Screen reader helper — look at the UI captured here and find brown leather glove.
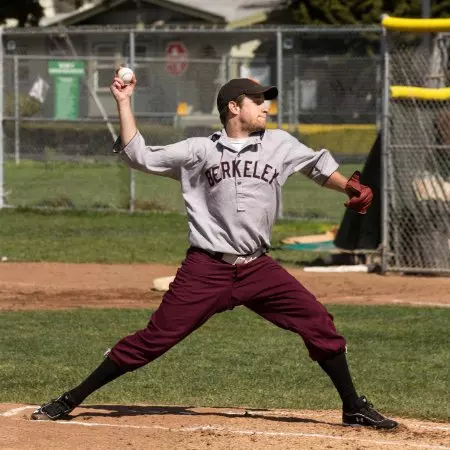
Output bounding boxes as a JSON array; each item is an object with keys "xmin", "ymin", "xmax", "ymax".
[{"xmin": 344, "ymin": 171, "xmax": 373, "ymax": 215}]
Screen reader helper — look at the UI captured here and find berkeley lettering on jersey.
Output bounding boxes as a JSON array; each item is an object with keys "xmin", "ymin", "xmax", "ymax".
[{"xmin": 205, "ymin": 160, "xmax": 279, "ymax": 187}]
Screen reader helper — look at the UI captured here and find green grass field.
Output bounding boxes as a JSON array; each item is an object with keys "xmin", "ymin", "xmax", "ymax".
[
  {"xmin": 4, "ymin": 161, "xmax": 361, "ymax": 222},
  {"xmin": 0, "ymin": 306, "xmax": 448, "ymax": 420},
  {"xmin": 0, "ymin": 208, "xmax": 449, "ymax": 421},
  {"xmin": 0, "ymin": 209, "xmax": 331, "ymax": 264}
]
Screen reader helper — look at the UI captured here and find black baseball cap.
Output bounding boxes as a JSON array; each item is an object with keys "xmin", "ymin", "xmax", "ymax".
[{"xmin": 217, "ymin": 78, "xmax": 278, "ymax": 113}]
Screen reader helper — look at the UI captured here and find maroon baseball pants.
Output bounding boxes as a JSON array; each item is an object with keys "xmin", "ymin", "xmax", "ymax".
[{"xmin": 109, "ymin": 247, "xmax": 346, "ymax": 371}]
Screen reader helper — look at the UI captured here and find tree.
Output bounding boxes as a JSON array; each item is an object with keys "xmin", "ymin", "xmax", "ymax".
[
  {"xmin": 0, "ymin": 0, "xmax": 43, "ymax": 27},
  {"xmin": 268, "ymin": 0, "xmax": 450, "ymax": 26},
  {"xmin": 261, "ymin": 0, "xmax": 450, "ymax": 55}
]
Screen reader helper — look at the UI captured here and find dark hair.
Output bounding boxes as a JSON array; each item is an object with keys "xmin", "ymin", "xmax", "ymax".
[{"xmin": 219, "ymin": 94, "xmax": 246, "ymax": 126}]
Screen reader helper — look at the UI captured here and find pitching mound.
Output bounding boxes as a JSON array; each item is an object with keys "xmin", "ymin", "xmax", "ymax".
[{"xmin": 1, "ymin": 403, "xmax": 449, "ymax": 449}]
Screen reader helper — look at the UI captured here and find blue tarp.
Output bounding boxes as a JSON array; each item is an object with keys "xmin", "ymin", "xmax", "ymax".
[{"xmin": 283, "ymin": 241, "xmax": 336, "ymax": 252}]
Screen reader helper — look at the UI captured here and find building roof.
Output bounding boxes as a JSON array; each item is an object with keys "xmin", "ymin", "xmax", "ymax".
[
  {"xmin": 177, "ymin": 0, "xmax": 276, "ymax": 23},
  {"xmin": 39, "ymin": 0, "xmax": 278, "ymax": 27}
]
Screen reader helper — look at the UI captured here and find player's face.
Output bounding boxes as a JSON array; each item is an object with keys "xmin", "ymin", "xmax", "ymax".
[{"xmin": 238, "ymin": 94, "xmax": 269, "ymax": 132}]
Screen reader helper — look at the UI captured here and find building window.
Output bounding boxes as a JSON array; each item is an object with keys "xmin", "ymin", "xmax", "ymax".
[
  {"xmin": 124, "ymin": 44, "xmax": 148, "ymax": 58},
  {"xmin": 93, "ymin": 43, "xmax": 118, "ymax": 57},
  {"xmin": 93, "ymin": 43, "xmax": 119, "ymax": 91},
  {"xmin": 46, "ymin": 36, "xmax": 69, "ymax": 56}
]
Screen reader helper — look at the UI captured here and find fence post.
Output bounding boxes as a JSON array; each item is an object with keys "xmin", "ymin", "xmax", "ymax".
[
  {"xmin": 293, "ymin": 53, "xmax": 299, "ymax": 129},
  {"xmin": 276, "ymin": 28, "xmax": 284, "ymax": 219},
  {"xmin": 0, "ymin": 27, "xmax": 3, "ymax": 208},
  {"xmin": 14, "ymin": 54, "xmax": 20, "ymax": 164},
  {"xmin": 276, "ymin": 29, "xmax": 283, "ymax": 130},
  {"xmin": 375, "ymin": 58, "xmax": 381, "ymax": 131},
  {"xmin": 220, "ymin": 54, "xmax": 227, "ymax": 85},
  {"xmin": 380, "ymin": 23, "xmax": 390, "ymax": 274},
  {"xmin": 128, "ymin": 30, "xmax": 135, "ymax": 213},
  {"xmin": 422, "ymin": 0, "xmax": 431, "ymax": 51}
]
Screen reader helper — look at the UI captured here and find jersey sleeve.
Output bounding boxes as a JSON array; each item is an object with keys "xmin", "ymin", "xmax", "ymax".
[
  {"xmin": 113, "ymin": 131, "xmax": 192, "ymax": 180},
  {"xmin": 283, "ymin": 132, "xmax": 339, "ymax": 185}
]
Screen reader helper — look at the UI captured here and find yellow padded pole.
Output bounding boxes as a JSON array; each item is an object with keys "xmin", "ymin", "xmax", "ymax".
[
  {"xmin": 391, "ymin": 86, "xmax": 450, "ymax": 100},
  {"xmin": 382, "ymin": 15, "xmax": 450, "ymax": 32}
]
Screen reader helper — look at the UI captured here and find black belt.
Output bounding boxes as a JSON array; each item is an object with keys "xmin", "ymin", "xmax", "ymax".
[{"xmin": 192, "ymin": 247, "xmax": 266, "ymax": 265}]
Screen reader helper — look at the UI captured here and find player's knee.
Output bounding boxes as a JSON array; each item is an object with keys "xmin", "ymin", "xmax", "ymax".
[{"xmin": 308, "ymin": 303, "xmax": 334, "ymax": 324}]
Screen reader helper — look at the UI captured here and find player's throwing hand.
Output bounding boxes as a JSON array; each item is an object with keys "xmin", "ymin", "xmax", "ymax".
[{"xmin": 110, "ymin": 66, "xmax": 136, "ymax": 102}]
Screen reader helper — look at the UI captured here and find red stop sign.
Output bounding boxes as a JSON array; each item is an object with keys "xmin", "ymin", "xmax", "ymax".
[{"xmin": 165, "ymin": 41, "xmax": 188, "ymax": 76}]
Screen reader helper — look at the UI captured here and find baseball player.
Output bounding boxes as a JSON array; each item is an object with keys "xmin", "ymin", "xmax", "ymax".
[{"xmin": 31, "ymin": 71, "xmax": 397, "ymax": 430}]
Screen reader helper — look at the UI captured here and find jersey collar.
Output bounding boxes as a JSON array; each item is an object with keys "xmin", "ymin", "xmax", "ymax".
[{"xmin": 210, "ymin": 129, "xmax": 265, "ymax": 152}]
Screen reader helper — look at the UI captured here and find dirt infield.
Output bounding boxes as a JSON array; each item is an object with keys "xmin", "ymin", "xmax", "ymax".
[
  {"xmin": 0, "ymin": 262, "xmax": 449, "ymax": 449},
  {"xmin": 1, "ymin": 262, "xmax": 449, "ymax": 311}
]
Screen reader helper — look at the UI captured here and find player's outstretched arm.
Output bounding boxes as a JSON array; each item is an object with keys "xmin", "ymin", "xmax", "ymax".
[
  {"xmin": 325, "ymin": 170, "xmax": 373, "ymax": 215},
  {"xmin": 110, "ymin": 66, "xmax": 137, "ymax": 146},
  {"xmin": 323, "ymin": 171, "xmax": 348, "ymax": 193}
]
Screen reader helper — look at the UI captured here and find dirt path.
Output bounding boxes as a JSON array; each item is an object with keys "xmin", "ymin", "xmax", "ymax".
[
  {"xmin": 0, "ymin": 262, "xmax": 449, "ymax": 449},
  {"xmin": 0, "ymin": 262, "xmax": 449, "ymax": 311}
]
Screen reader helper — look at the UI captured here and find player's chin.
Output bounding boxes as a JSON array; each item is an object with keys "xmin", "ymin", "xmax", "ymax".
[{"xmin": 252, "ymin": 119, "xmax": 267, "ymax": 131}]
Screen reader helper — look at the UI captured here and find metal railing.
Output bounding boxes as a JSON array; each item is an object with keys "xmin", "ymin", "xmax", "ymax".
[
  {"xmin": 381, "ymin": 16, "xmax": 450, "ymax": 273},
  {"xmin": 1, "ymin": 25, "xmax": 381, "ymax": 221}
]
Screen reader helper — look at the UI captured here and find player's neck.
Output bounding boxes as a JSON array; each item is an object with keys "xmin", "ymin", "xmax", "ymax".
[
  {"xmin": 225, "ymin": 121, "xmax": 265, "ymax": 139},
  {"xmin": 225, "ymin": 126, "xmax": 250, "ymax": 139}
]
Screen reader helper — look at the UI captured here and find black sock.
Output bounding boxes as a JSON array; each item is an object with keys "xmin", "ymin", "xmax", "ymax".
[
  {"xmin": 67, "ymin": 357, "xmax": 126, "ymax": 406},
  {"xmin": 317, "ymin": 351, "xmax": 359, "ymax": 411}
]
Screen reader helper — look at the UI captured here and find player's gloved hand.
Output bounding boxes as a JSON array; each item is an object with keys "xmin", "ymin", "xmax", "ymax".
[{"xmin": 344, "ymin": 171, "xmax": 373, "ymax": 215}]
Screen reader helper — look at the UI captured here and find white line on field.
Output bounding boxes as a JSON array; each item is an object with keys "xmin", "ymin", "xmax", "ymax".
[
  {"xmin": 30, "ymin": 419, "xmax": 448, "ymax": 450},
  {"xmin": 222, "ymin": 410, "xmax": 450, "ymax": 432},
  {"xmin": 417, "ymin": 424, "xmax": 450, "ymax": 431},
  {"xmin": 0, "ymin": 406, "xmax": 35, "ymax": 416},
  {"xmin": 391, "ymin": 299, "xmax": 450, "ymax": 308}
]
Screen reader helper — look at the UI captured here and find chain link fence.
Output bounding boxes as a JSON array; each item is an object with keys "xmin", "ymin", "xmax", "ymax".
[
  {"xmin": 1, "ymin": 26, "xmax": 381, "ymax": 221},
  {"xmin": 382, "ymin": 18, "xmax": 450, "ymax": 273}
]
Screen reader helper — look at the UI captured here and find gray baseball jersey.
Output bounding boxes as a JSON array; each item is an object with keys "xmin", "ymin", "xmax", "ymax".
[{"xmin": 114, "ymin": 128, "xmax": 338, "ymax": 255}]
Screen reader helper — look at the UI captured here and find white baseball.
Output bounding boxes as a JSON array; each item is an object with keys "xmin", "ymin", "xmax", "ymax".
[{"xmin": 118, "ymin": 67, "xmax": 134, "ymax": 85}]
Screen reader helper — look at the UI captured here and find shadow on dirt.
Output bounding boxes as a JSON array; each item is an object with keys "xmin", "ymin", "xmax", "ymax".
[{"xmin": 70, "ymin": 404, "xmax": 336, "ymax": 426}]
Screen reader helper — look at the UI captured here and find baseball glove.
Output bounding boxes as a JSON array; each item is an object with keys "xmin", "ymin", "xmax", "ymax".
[{"xmin": 344, "ymin": 171, "xmax": 373, "ymax": 215}]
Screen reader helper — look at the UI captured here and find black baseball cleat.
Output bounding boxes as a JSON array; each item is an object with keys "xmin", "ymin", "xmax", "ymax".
[
  {"xmin": 31, "ymin": 392, "xmax": 77, "ymax": 421},
  {"xmin": 343, "ymin": 396, "xmax": 398, "ymax": 430}
]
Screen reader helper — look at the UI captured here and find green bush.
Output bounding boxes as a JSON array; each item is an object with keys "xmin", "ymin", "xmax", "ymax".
[
  {"xmin": 3, "ymin": 121, "xmax": 187, "ymax": 157},
  {"xmin": 4, "ymin": 93, "xmax": 41, "ymax": 117},
  {"xmin": 3, "ymin": 118, "xmax": 376, "ymax": 157},
  {"xmin": 299, "ymin": 129, "xmax": 377, "ymax": 155}
]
